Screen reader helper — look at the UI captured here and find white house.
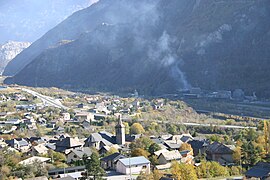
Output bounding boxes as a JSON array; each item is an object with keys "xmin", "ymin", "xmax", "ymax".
[
  {"xmin": 66, "ymin": 147, "xmax": 92, "ymax": 163},
  {"xmin": 62, "ymin": 113, "xmax": 71, "ymax": 121},
  {"xmin": 158, "ymin": 150, "xmax": 182, "ymax": 165},
  {"xmin": 74, "ymin": 112, "xmax": 94, "ymax": 122},
  {"xmin": 19, "ymin": 156, "xmax": 51, "ymax": 166},
  {"xmin": 116, "ymin": 156, "xmax": 150, "ymax": 175},
  {"xmin": 32, "ymin": 144, "xmax": 48, "ymax": 155}
]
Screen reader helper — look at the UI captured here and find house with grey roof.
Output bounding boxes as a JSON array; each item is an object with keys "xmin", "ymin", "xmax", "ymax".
[
  {"xmin": 188, "ymin": 139, "xmax": 209, "ymax": 156},
  {"xmin": 84, "ymin": 132, "xmax": 115, "ymax": 150},
  {"xmin": 67, "ymin": 147, "xmax": 92, "ymax": 163},
  {"xmin": 82, "ymin": 120, "xmax": 91, "ymax": 129},
  {"xmin": 164, "ymin": 140, "xmax": 182, "ymax": 150},
  {"xmin": 5, "ymin": 138, "xmax": 31, "ymax": 152},
  {"xmin": 154, "ymin": 149, "xmax": 169, "ymax": 157},
  {"xmin": 116, "ymin": 156, "xmax": 150, "ymax": 175},
  {"xmin": 206, "ymin": 142, "xmax": 234, "ymax": 165},
  {"xmin": 84, "ymin": 121, "xmax": 137, "ymax": 152},
  {"xmin": 157, "ymin": 150, "xmax": 182, "ymax": 165},
  {"xmin": 55, "ymin": 137, "xmax": 83, "ymax": 153},
  {"xmin": 245, "ymin": 162, "xmax": 270, "ymax": 179},
  {"xmin": 53, "ymin": 126, "xmax": 65, "ymax": 134},
  {"xmin": 101, "ymin": 152, "xmax": 126, "ymax": 170}
]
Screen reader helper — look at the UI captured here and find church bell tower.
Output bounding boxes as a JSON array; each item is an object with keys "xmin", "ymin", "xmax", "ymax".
[{"xmin": 115, "ymin": 116, "xmax": 125, "ymax": 145}]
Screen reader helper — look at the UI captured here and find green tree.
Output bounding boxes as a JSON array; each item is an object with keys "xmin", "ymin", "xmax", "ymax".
[
  {"xmin": 149, "ymin": 155, "xmax": 159, "ymax": 166},
  {"xmin": 171, "ymin": 161, "xmax": 197, "ymax": 180},
  {"xmin": 245, "ymin": 128, "xmax": 258, "ymax": 141},
  {"xmin": 167, "ymin": 124, "xmax": 178, "ymax": 135},
  {"xmin": 137, "ymin": 172, "xmax": 154, "ymax": 180},
  {"xmin": 153, "ymin": 169, "xmax": 164, "ymax": 180},
  {"xmin": 130, "ymin": 136, "xmax": 153, "ymax": 151},
  {"xmin": 208, "ymin": 161, "xmax": 229, "ymax": 177},
  {"xmin": 209, "ymin": 135, "xmax": 221, "ymax": 143},
  {"xmin": 48, "ymin": 150, "xmax": 66, "ymax": 163},
  {"xmin": 171, "ymin": 161, "xmax": 182, "ymax": 180},
  {"xmin": 178, "ymin": 163, "xmax": 198, "ymax": 180},
  {"xmin": 131, "ymin": 148, "xmax": 150, "ymax": 158},
  {"xmin": 149, "ymin": 143, "xmax": 161, "ymax": 154},
  {"xmin": 241, "ymin": 141, "xmax": 262, "ymax": 165},
  {"xmin": 130, "ymin": 123, "xmax": 145, "ymax": 134},
  {"xmin": 11, "ymin": 161, "xmax": 48, "ymax": 179},
  {"xmin": 229, "ymin": 166, "xmax": 242, "ymax": 176},
  {"xmin": 233, "ymin": 146, "xmax": 242, "ymax": 164},
  {"xmin": 263, "ymin": 120, "xmax": 269, "ymax": 154},
  {"xmin": 83, "ymin": 152, "xmax": 105, "ymax": 180},
  {"xmin": 123, "ymin": 122, "xmax": 130, "ymax": 134},
  {"xmin": 196, "ymin": 161, "xmax": 229, "ymax": 178},
  {"xmin": 179, "ymin": 143, "xmax": 193, "ymax": 153}
]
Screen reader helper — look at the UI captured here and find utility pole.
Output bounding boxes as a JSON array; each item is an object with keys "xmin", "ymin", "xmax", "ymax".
[{"xmin": 129, "ymin": 155, "xmax": 132, "ymax": 180}]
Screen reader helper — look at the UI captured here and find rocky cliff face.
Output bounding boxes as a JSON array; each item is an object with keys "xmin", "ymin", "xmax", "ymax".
[
  {"xmin": 0, "ymin": 41, "xmax": 31, "ymax": 75},
  {"xmin": 5, "ymin": 0, "xmax": 270, "ymax": 97}
]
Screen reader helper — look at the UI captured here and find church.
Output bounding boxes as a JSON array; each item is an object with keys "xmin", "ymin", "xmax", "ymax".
[
  {"xmin": 84, "ymin": 116, "xmax": 141, "ymax": 150},
  {"xmin": 115, "ymin": 117, "xmax": 125, "ymax": 145}
]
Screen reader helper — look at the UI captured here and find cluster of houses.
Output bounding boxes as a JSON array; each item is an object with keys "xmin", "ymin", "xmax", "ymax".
[
  {"xmin": 1, "ymin": 90, "xmax": 269, "ymax": 179},
  {"xmin": 0, "ymin": 90, "xmax": 167, "ymax": 136},
  {"xmin": 0, "ymin": 118, "xmax": 149, "ymax": 179},
  {"xmin": 0, "ymin": 92, "xmax": 29, "ymax": 102},
  {"xmin": 0, "ymin": 115, "xmax": 243, "ymax": 179}
]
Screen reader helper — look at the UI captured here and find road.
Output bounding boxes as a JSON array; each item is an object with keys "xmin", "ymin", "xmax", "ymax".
[
  {"xmin": 182, "ymin": 122, "xmax": 257, "ymax": 129},
  {"xmin": 136, "ymin": 118, "xmax": 257, "ymax": 130},
  {"xmin": 21, "ymin": 88, "xmax": 69, "ymax": 110}
]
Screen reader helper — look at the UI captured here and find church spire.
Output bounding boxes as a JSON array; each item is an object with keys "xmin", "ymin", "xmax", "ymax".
[
  {"xmin": 115, "ymin": 115, "xmax": 125, "ymax": 145},
  {"xmin": 116, "ymin": 115, "xmax": 124, "ymax": 128}
]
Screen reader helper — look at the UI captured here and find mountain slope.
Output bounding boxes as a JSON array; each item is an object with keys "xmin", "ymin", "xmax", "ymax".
[
  {"xmin": 3, "ymin": 0, "xmax": 157, "ymax": 76},
  {"xmin": 0, "ymin": 41, "xmax": 31, "ymax": 75},
  {"xmin": 5, "ymin": 0, "xmax": 270, "ymax": 97},
  {"xmin": 0, "ymin": 0, "xmax": 98, "ymax": 44}
]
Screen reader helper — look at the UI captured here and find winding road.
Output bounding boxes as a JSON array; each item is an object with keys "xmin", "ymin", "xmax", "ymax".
[{"xmin": 21, "ymin": 88, "xmax": 68, "ymax": 110}]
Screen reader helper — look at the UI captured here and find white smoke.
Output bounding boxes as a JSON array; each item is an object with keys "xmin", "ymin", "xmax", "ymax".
[
  {"xmin": 170, "ymin": 61, "xmax": 191, "ymax": 90},
  {"xmin": 148, "ymin": 31, "xmax": 191, "ymax": 90}
]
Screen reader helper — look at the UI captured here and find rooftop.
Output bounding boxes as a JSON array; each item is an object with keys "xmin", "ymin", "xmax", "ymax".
[
  {"xmin": 206, "ymin": 142, "xmax": 234, "ymax": 154},
  {"xmin": 245, "ymin": 162, "xmax": 270, "ymax": 178},
  {"xmin": 159, "ymin": 150, "xmax": 182, "ymax": 161},
  {"xmin": 19, "ymin": 156, "xmax": 51, "ymax": 165},
  {"xmin": 118, "ymin": 156, "xmax": 150, "ymax": 167},
  {"xmin": 101, "ymin": 152, "xmax": 125, "ymax": 162}
]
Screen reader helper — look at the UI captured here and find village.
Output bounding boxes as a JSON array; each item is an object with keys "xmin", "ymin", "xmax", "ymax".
[{"xmin": 0, "ymin": 86, "xmax": 269, "ymax": 180}]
